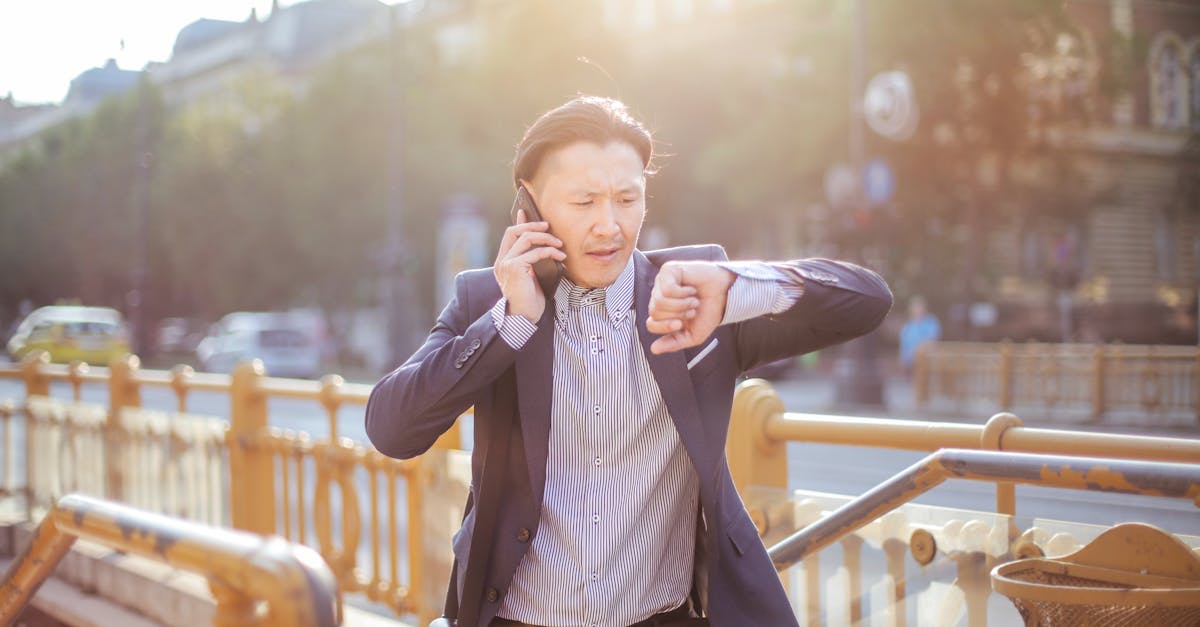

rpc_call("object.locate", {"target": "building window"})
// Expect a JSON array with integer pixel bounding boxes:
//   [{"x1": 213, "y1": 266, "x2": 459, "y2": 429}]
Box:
[{"x1": 1149, "y1": 33, "x2": 1188, "y2": 130}]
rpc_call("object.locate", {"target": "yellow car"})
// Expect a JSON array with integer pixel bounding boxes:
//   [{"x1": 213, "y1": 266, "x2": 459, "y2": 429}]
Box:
[{"x1": 7, "y1": 306, "x2": 132, "y2": 365}]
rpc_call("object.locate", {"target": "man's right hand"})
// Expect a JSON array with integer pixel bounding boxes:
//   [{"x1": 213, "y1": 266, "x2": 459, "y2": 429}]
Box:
[{"x1": 494, "y1": 209, "x2": 565, "y2": 322}]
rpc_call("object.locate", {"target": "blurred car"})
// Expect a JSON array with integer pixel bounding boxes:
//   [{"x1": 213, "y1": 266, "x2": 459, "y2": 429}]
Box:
[
  {"x1": 6, "y1": 305, "x2": 131, "y2": 365},
  {"x1": 196, "y1": 312, "x2": 322, "y2": 379},
  {"x1": 155, "y1": 317, "x2": 207, "y2": 354}
]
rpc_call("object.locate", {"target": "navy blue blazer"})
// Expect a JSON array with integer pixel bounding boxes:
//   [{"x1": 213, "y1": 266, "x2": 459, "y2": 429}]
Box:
[{"x1": 366, "y1": 245, "x2": 892, "y2": 627}]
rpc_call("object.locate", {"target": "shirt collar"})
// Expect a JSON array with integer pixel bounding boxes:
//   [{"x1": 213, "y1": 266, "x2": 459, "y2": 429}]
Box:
[{"x1": 554, "y1": 255, "x2": 636, "y2": 327}]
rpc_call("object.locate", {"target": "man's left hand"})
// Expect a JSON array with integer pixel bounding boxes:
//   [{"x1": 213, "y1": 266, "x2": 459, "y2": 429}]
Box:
[{"x1": 647, "y1": 261, "x2": 736, "y2": 355}]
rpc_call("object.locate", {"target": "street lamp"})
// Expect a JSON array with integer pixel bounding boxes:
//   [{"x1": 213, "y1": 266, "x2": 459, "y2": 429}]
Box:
[{"x1": 831, "y1": 0, "x2": 886, "y2": 407}]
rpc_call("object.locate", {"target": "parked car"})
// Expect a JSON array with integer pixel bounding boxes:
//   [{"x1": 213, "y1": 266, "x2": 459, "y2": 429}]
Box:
[
  {"x1": 6, "y1": 305, "x2": 131, "y2": 365},
  {"x1": 195, "y1": 312, "x2": 323, "y2": 379},
  {"x1": 155, "y1": 317, "x2": 207, "y2": 354}
]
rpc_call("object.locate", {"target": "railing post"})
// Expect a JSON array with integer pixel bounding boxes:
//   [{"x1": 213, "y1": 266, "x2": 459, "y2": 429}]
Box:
[
  {"x1": 229, "y1": 359, "x2": 275, "y2": 535},
  {"x1": 1092, "y1": 344, "x2": 1106, "y2": 420},
  {"x1": 728, "y1": 379, "x2": 789, "y2": 497},
  {"x1": 409, "y1": 415, "x2": 466, "y2": 623},
  {"x1": 107, "y1": 355, "x2": 142, "y2": 502},
  {"x1": 19, "y1": 353, "x2": 48, "y2": 519},
  {"x1": 981, "y1": 412, "x2": 1023, "y2": 544},
  {"x1": 20, "y1": 351, "x2": 50, "y2": 398}
]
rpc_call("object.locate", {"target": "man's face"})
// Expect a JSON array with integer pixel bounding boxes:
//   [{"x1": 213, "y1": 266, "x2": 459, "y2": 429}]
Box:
[{"x1": 524, "y1": 140, "x2": 646, "y2": 289}]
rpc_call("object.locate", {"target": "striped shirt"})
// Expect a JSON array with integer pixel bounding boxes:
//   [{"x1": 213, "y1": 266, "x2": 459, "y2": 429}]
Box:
[{"x1": 487, "y1": 256, "x2": 802, "y2": 627}]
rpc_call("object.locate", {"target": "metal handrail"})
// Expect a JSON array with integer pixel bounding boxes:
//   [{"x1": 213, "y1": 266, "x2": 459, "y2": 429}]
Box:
[
  {"x1": 766, "y1": 411, "x2": 1200, "y2": 463},
  {"x1": 767, "y1": 448, "x2": 1200, "y2": 570},
  {"x1": 0, "y1": 493, "x2": 341, "y2": 626}
]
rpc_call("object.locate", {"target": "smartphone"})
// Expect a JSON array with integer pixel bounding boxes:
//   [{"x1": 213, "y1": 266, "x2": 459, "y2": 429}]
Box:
[{"x1": 510, "y1": 185, "x2": 563, "y2": 295}]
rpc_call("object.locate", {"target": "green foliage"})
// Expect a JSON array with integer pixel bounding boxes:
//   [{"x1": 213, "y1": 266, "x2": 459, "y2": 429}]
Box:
[{"x1": 0, "y1": 0, "x2": 1103, "y2": 333}]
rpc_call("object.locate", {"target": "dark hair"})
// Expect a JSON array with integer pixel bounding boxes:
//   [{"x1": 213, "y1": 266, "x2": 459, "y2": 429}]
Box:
[{"x1": 513, "y1": 96, "x2": 654, "y2": 187}]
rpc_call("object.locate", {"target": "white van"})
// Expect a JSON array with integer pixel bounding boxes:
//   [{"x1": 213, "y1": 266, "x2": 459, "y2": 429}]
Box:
[{"x1": 195, "y1": 312, "x2": 323, "y2": 379}]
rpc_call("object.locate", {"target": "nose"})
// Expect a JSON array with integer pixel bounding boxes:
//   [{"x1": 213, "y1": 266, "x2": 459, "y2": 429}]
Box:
[{"x1": 592, "y1": 199, "x2": 620, "y2": 237}]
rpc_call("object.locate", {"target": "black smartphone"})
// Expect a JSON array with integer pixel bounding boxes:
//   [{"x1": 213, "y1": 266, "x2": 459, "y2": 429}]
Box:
[{"x1": 510, "y1": 185, "x2": 563, "y2": 295}]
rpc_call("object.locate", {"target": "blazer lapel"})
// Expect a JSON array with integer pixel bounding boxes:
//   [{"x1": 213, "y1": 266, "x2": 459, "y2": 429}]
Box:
[
  {"x1": 515, "y1": 302, "x2": 555, "y2": 507},
  {"x1": 633, "y1": 251, "x2": 716, "y2": 484}
]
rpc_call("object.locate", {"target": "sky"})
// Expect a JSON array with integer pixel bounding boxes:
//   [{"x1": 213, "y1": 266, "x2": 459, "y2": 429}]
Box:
[{"x1": 0, "y1": 0, "x2": 396, "y2": 105}]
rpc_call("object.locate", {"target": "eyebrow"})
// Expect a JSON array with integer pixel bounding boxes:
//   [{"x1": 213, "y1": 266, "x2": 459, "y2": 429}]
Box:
[{"x1": 567, "y1": 185, "x2": 643, "y2": 196}]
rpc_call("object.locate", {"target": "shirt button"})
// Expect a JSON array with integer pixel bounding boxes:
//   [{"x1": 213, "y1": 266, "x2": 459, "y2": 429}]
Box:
[
  {"x1": 486, "y1": 588, "x2": 499, "y2": 603},
  {"x1": 594, "y1": 457, "x2": 601, "y2": 466},
  {"x1": 590, "y1": 335, "x2": 599, "y2": 342},
  {"x1": 516, "y1": 527, "x2": 531, "y2": 543},
  {"x1": 590, "y1": 347, "x2": 599, "y2": 355},
  {"x1": 593, "y1": 405, "x2": 600, "y2": 415},
  {"x1": 592, "y1": 514, "x2": 600, "y2": 524},
  {"x1": 591, "y1": 572, "x2": 598, "y2": 581}
]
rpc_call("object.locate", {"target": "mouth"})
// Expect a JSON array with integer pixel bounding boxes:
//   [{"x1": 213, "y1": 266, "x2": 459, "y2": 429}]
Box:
[{"x1": 585, "y1": 246, "x2": 622, "y2": 262}]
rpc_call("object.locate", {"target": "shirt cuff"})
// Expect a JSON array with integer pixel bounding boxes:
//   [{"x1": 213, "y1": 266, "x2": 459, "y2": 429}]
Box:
[
  {"x1": 717, "y1": 261, "x2": 806, "y2": 325},
  {"x1": 489, "y1": 297, "x2": 538, "y2": 349}
]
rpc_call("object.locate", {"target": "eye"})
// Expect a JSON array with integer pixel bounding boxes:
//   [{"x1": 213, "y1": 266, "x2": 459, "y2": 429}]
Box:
[{"x1": 572, "y1": 200, "x2": 594, "y2": 207}]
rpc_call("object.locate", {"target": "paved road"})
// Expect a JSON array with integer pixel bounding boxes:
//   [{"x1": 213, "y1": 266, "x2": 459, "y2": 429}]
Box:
[{"x1": 1, "y1": 374, "x2": 1196, "y2": 537}]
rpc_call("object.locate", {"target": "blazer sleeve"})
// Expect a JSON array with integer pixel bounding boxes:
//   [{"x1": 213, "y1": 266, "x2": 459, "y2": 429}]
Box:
[
  {"x1": 730, "y1": 258, "x2": 893, "y2": 373},
  {"x1": 365, "y1": 271, "x2": 519, "y2": 459}
]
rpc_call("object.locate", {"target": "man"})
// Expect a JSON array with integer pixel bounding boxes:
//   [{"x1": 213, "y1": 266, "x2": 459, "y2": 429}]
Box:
[{"x1": 366, "y1": 96, "x2": 892, "y2": 627}]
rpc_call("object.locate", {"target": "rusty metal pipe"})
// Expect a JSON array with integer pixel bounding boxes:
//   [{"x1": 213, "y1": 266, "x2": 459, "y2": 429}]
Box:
[
  {"x1": 0, "y1": 493, "x2": 340, "y2": 626},
  {"x1": 767, "y1": 449, "x2": 1200, "y2": 570},
  {"x1": 0, "y1": 512, "x2": 76, "y2": 619}
]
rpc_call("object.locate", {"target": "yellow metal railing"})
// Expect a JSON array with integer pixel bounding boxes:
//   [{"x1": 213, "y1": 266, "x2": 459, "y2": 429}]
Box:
[
  {"x1": 0, "y1": 493, "x2": 340, "y2": 626},
  {"x1": 767, "y1": 448, "x2": 1200, "y2": 569},
  {"x1": 727, "y1": 378, "x2": 1200, "y2": 626},
  {"x1": 914, "y1": 341, "x2": 1200, "y2": 421},
  {"x1": 5, "y1": 351, "x2": 1200, "y2": 626},
  {"x1": 0, "y1": 352, "x2": 465, "y2": 625},
  {"x1": 728, "y1": 378, "x2": 1200, "y2": 520}
]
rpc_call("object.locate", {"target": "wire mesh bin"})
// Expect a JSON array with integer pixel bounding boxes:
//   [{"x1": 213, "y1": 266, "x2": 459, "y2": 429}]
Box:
[{"x1": 991, "y1": 523, "x2": 1200, "y2": 626}]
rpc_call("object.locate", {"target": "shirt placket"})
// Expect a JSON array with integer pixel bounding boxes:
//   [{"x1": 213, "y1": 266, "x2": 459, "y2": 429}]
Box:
[{"x1": 581, "y1": 304, "x2": 608, "y2": 627}]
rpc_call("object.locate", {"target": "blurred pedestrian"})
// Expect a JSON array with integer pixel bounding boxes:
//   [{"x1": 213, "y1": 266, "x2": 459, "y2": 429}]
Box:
[{"x1": 899, "y1": 296, "x2": 940, "y2": 375}]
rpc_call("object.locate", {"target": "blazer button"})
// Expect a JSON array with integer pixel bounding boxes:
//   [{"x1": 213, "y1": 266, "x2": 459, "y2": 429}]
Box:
[
  {"x1": 516, "y1": 527, "x2": 531, "y2": 543},
  {"x1": 486, "y1": 588, "x2": 499, "y2": 603},
  {"x1": 470, "y1": 338, "x2": 482, "y2": 349}
]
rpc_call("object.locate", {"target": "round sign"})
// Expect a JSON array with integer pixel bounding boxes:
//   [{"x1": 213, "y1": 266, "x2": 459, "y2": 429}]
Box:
[{"x1": 864, "y1": 71, "x2": 918, "y2": 141}]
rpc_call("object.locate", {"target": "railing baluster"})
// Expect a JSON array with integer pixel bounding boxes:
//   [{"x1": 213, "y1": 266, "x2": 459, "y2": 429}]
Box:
[
  {"x1": 296, "y1": 445, "x2": 307, "y2": 546},
  {"x1": 841, "y1": 534, "x2": 863, "y2": 626},
  {"x1": 1, "y1": 402, "x2": 12, "y2": 498},
  {"x1": 387, "y1": 465, "x2": 399, "y2": 611},
  {"x1": 281, "y1": 432, "x2": 293, "y2": 541},
  {"x1": 803, "y1": 553, "x2": 821, "y2": 627},
  {"x1": 370, "y1": 456, "x2": 381, "y2": 600}
]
